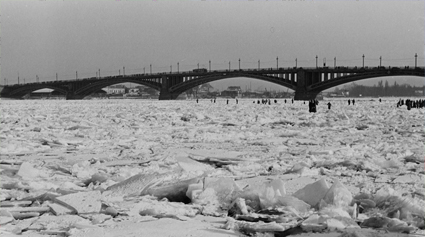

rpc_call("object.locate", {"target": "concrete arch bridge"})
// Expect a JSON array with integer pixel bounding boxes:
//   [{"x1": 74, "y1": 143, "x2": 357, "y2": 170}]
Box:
[{"x1": 1, "y1": 66, "x2": 423, "y2": 100}]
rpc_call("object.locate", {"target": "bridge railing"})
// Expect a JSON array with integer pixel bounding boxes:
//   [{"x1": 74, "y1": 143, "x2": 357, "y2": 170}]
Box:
[{"x1": 5, "y1": 66, "x2": 424, "y2": 87}]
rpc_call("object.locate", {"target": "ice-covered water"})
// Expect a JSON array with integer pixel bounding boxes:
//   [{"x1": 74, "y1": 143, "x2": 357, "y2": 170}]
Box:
[{"x1": 0, "y1": 98, "x2": 424, "y2": 236}]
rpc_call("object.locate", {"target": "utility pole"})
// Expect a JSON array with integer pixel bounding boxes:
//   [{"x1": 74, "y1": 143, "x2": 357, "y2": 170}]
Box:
[
  {"x1": 334, "y1": 57, "x2": 336, "y2": 68},
  {"x1": 276, "y1": 57, "x2": 278, "y2": 69},
  {"x1": 415, "y1": 53, "x2": 417, "y2": 68},
  {"x1": 362, "y1": 54, "x2": 365, "y2": 68},
  {"x1": 239, "y1": 58, "x2": 241, "y2": 70},
  {"x1": 379, "y1": 56, "x2": 382, "y2": 67},
  {"x1": 209, "y1": 60, "x2": 211, "y2": 72},
  {"x1": 316, "y1": 55, "x2": 318, "y2": 68}
]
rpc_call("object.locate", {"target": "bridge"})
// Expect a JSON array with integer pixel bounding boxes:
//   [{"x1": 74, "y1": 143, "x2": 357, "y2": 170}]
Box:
[{"x1": 1, "y1": 66, "x2": 424, "y2": 100}]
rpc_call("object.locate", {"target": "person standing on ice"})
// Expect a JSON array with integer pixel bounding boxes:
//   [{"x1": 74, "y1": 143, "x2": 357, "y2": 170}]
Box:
[
  {"x1": 292, "y1": 99, "x2": 294, "y2": 104},
  {"x1": 352, "y1": 99, "x2": 355, "y2": 105},
  {"x1": 348, "y1": 99, "x2": 351, "y2": 105},
  {"x1": 214, "y1": 98, "x2": 216, "y2": 103},
  {"x1": 226, "y1": 99, "x2": 229, "y2": 105},
  {"x1": 327, "y1": 102, "x2": 331, "y2": 110},
  {"x1": 196, "y1": 98, "x2": 199, "y2": 103},
  {"x1": 284, "y1": 99, "x2": 286, "y2": 103},
  {"x1": 236, "y1": 98, "x2": 238, "y2": 104}
]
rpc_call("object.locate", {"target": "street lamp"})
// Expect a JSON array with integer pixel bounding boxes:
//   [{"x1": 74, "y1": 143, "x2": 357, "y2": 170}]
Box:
[
  {"x1": 379, "y1": 56, "x2": 382, "y2": 67},
  {"x1": 362, "y1": 54, "x2": 365, "y2": 68},
  {"x1": 276, "y1": 57, "x2": 278, "y2": 69},
  {"x1": 239, "y1": 58, "x2": 241, "y2": 70},
  {"x1": 415, "y1": 53, "x2": 417, "y2": 68},
  {"x1": 316, "y1": 55, "x2": 318, "y2": 68}
]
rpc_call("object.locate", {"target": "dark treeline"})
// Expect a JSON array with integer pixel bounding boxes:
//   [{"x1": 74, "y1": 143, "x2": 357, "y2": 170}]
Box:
[{"x1": 339, "y1": 80, "x2": 424, "y2": 97}]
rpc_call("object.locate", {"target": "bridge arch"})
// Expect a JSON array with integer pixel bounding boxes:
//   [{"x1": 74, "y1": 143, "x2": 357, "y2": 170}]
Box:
[
  {"x1": 170, "y1": 72, "x2": 297, "y2": 96},
  {"x1": 309, "y1": 69, "x2": 425, "y2": 93},
  {"x1": 74, "y1": 78, "x2": 162, "y2": 98}
]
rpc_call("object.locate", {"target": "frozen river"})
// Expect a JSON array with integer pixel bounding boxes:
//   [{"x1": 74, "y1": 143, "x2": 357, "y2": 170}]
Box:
[{"x1": 0, "y1": 98, "x2": 424, "y2": 236}]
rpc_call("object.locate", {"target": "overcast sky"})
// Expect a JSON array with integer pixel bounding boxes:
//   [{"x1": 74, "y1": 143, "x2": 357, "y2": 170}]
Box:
[{"x1": 1, "y1": 0, "x2": 424, "y2": 91}]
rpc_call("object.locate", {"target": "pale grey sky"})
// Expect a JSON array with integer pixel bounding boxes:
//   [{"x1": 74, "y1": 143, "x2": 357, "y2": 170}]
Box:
[{"x1": 1, "y1": 0, "x2": 424, "y2": 90}]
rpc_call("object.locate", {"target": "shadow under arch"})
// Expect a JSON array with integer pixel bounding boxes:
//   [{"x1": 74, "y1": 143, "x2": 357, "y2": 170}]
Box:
[
  {"x1": 74, "y1": 78, "x2": 162, "y2": 98},
  {"x1": 170, "y1": 72, "x2": 297, "y2": 96},
  {"x1": 7, "y1": 84, "x2": 68, "y2": 98}
]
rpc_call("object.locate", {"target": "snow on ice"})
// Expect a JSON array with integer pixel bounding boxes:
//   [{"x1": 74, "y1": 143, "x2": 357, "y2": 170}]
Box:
[{"x1": 0, "y1": 98, "x2": 424, "y2": 237}]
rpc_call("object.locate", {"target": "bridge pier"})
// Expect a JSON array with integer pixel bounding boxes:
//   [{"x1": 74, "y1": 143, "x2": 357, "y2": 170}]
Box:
[
  {"x1": 158, "y1": 89, "x2": 179, "y2": 100},
  {"x1": 294, "y1": 91, "x2": 319, "y2": 100},
  {"x1": 66, "y1": 94, "x2": 85, "y2": 100}
]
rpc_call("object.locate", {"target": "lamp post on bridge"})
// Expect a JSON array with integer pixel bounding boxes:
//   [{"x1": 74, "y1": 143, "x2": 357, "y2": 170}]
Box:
[
  {"x1": 315, "y1": 55, "x2": 318, "y2": 68},
  {"x1": 362, "y1": 54, "x2": 365, "y2": 68},
  {"x1": 415, "y1": 53, "x2": 417, "y2": 68},
  {"x1": 276, "y1": 57, "x2": 278, "y2": 69},
  {"x1": 258, "y1": 60, "x2": 260, "y2": 70},
  {"x1": 379, "y1": 56, "x2": 382, "y2": 67},
  {"x1": 239, "y1": 58, "x2": 241, "y2": 70},
  {"x1": 177, "y1": 62, "x2": 179, "y2": 73},
  {"x1": 209, "y1": 60, "x2": 211, "y2": 72},
  {"x1": 334, "y1": 57, "x2": 336, "y2": 68}
]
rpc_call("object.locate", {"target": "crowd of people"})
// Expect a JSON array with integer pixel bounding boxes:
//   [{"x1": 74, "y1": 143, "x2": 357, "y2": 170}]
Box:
[
  {"x1": 397, "y1": 98, "x2": 425, "y2": 110},
  {"x1": 199, "y1": 97, "x2": 424, "y2": 112}
]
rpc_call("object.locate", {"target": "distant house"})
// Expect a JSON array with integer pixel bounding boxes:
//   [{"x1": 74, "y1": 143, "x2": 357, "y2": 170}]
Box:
[
  {"x1": 221, "y1": 86, "x2": 242, "y2": 98},
  {"x1": 104, "y1": 85, "x2": 126, "y2": 94}
]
